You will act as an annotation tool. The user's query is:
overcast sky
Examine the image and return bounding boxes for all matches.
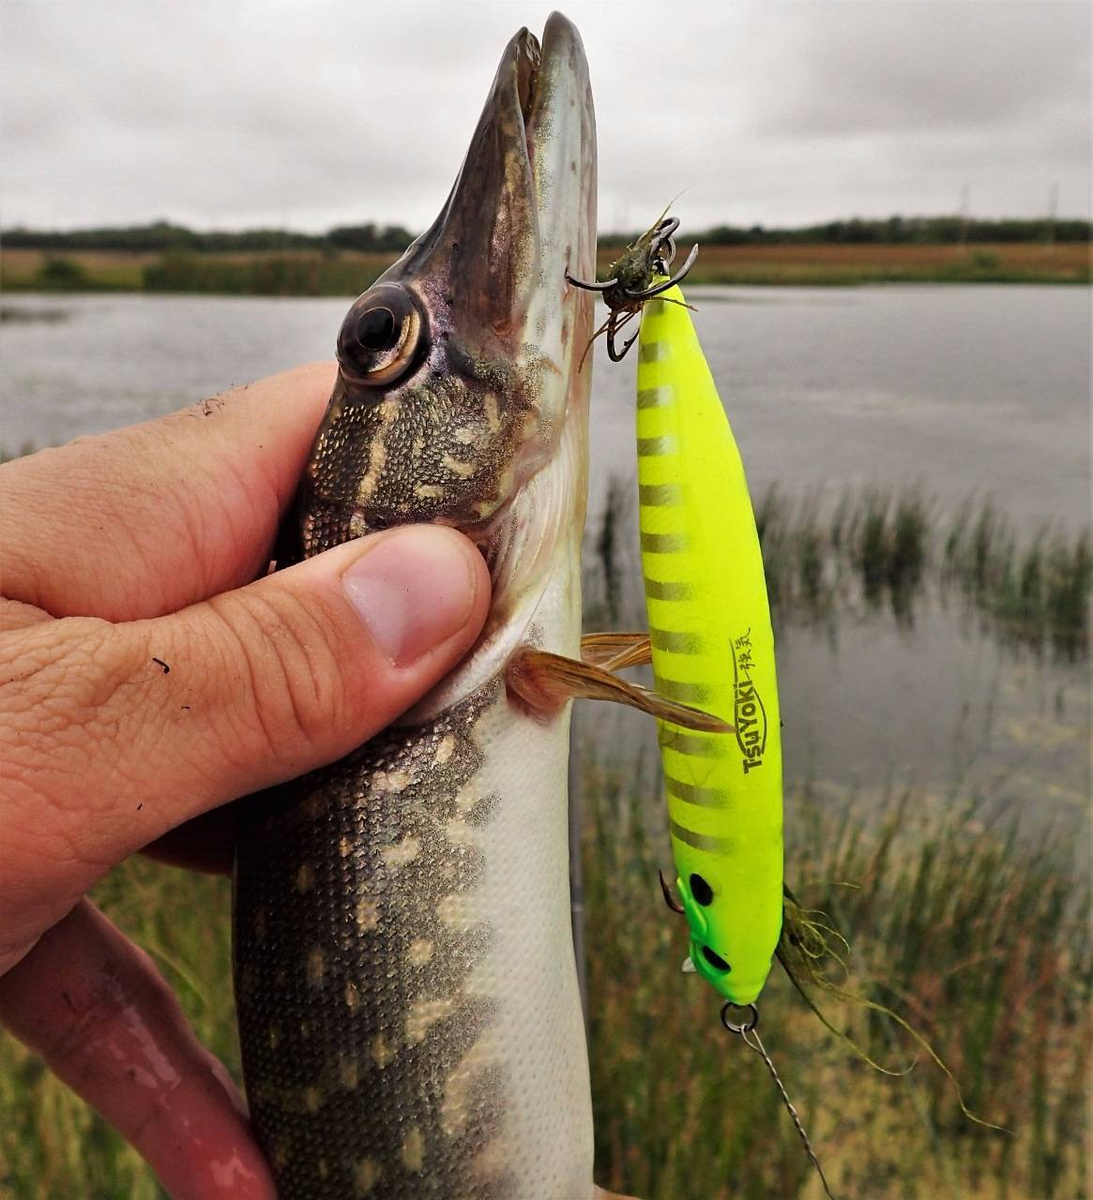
[2,0,1089,234]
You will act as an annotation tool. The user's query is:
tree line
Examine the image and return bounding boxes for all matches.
[1,221,416,253]
[694,215,1091,245]
[4,214,1088,252]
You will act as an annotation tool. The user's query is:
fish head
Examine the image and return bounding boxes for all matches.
[298,15,596,691]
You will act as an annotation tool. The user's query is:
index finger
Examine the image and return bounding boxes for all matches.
[0,899,277,1200]
[0,362,335,623]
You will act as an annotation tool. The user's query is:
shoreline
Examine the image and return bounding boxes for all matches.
[2,241,1088,294]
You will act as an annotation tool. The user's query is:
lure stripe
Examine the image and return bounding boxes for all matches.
[639,483,682,506]
[653,674,708,704]
[637,282,783,1007]
[643,577,691,602]
[650,628,701,654]
[640,531,685,553]
[663,772,730,808]
[659,729,727,758]
[669,820,735,854]
[637,386,674,409]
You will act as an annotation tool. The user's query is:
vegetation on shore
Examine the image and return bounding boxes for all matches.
[585,482,1091,661]
[585,764,1090,1200]
[1,214,1089,293]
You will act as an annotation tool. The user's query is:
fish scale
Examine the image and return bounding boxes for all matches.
[235,688,513,1198]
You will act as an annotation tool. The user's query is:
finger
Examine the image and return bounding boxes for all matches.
[0,900,277,1200]
[0,362,335,622]
[0,523,490,971]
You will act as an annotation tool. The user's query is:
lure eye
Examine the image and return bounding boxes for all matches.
[336,283,424,387]
[689,873,714,906]
[701,945,731,973]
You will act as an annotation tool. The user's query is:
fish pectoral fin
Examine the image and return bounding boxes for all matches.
[580,631,652,670]
[507,646,732,733]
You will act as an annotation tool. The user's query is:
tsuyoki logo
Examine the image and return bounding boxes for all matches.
[732,628,768,774]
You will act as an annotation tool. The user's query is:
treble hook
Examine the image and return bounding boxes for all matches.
[565,210,701,367]
[565,269,619,293]
[659,869,686,914]
[648,216,680,271]
[629,242,700,301]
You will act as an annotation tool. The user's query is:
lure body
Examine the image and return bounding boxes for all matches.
[636,286,783,1005]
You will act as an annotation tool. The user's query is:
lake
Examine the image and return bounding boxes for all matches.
[2,286,1089,832]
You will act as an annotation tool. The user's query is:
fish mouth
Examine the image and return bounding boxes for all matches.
[390,14,596,346]
[398,14,598,717]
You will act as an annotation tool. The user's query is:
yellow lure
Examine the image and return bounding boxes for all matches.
[636,285,783,1006]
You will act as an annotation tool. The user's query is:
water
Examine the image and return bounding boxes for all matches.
[2,287,1089,826]
[3,286,1089,529]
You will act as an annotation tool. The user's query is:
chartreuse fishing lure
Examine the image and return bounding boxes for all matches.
[635,288,783,1007]
[566,222,999,1191]
[635,281,837,1197]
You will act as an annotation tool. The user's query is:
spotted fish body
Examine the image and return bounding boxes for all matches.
[636,286,783,1006]
[233,17,598,1198]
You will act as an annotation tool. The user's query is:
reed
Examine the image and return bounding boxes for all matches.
[584,761,1092,1199]
[587,481,1090,659]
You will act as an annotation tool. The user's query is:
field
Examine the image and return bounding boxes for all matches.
[643,240,1091,285]
[1,240,1088,294]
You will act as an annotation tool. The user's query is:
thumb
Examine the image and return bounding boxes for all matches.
[0,525,489,965]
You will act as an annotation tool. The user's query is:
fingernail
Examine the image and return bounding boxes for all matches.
[341,526,481,665]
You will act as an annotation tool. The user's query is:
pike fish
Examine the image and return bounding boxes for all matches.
[233,15,604,1198]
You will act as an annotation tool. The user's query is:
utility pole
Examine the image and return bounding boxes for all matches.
[1046,182,1059,253]
[958,183,970,250]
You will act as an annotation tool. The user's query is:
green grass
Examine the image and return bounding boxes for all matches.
[3,241,1088,294]
[943,502,1092,659]
[584,764,1091,1200]
[0,771,1087,1199]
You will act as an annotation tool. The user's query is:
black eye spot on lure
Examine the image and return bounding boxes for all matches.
[689,873,713,906]
[701,945,731,973]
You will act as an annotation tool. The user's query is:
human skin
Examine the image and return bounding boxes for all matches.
[0,361,637,1200]
[0,362,492,1198]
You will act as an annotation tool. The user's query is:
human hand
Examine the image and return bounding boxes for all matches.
[0,363,491,1199]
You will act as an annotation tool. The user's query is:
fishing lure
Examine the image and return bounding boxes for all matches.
[635,282,784,1009]
[634,279,838,1198]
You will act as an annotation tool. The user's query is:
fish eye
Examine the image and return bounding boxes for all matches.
[701,945,731,973]
[689,873,713,906]
[336,283,424,387]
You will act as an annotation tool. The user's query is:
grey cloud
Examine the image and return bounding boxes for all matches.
[752,2,1089,137]
[1,0,1088,233]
